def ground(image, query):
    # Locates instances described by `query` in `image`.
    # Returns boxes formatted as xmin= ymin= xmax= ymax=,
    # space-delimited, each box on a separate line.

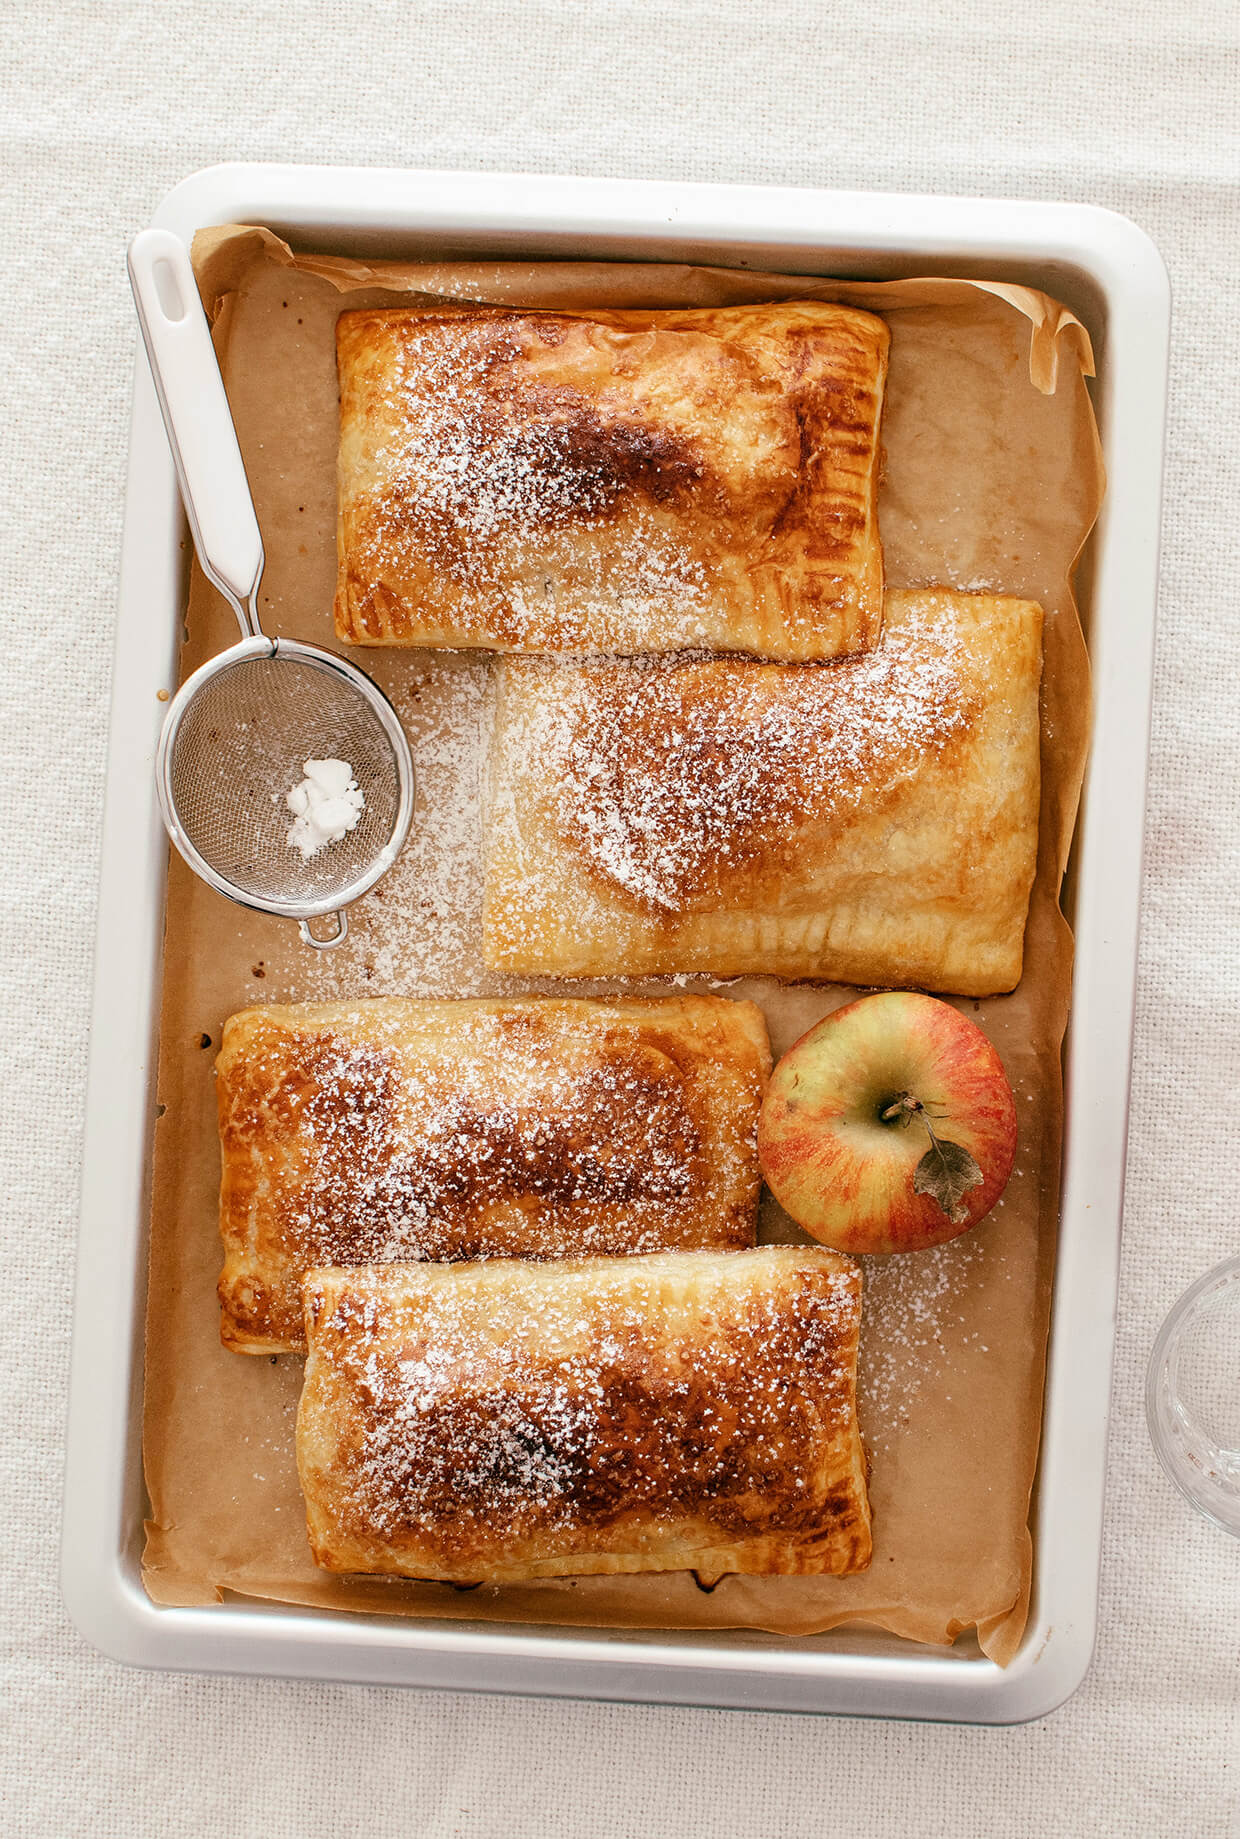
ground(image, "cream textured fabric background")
xmin=3 ymin=0 xmax=1239 ymax=1832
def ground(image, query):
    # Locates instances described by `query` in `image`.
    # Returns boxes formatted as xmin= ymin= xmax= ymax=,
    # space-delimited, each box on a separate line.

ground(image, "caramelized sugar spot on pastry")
xmin=296 ymin=1249 xmax=872 ymax=1582
xmin=334 ymin=301 xmax=889 ymax=660
xmin=216 ymin=994 xmax=771 ymax=1354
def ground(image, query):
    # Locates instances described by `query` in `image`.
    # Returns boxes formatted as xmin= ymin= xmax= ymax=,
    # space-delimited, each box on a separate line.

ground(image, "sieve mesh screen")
xmin=166 ymin=652 xmax=405 ymax=906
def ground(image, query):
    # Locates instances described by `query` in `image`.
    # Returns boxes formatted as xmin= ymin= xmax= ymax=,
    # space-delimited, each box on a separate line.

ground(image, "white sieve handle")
xmin=128 ymin=227 xmax=265 ymax=637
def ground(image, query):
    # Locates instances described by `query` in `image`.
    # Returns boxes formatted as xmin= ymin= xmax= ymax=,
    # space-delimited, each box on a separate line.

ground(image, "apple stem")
xmin=880 ymin=1092 xmax=933 ymax=1134
xmin=879 ymin=1093 xmax=950 ymax=1153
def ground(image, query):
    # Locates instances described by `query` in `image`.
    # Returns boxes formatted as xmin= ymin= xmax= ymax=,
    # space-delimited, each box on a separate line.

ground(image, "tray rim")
xmin=61 ymin=160 xmax=1170 ymax=1723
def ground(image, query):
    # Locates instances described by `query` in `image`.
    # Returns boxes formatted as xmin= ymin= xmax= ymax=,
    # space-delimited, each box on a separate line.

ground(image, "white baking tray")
xmin=62 ymin=163 xmax=1168 ymax=1722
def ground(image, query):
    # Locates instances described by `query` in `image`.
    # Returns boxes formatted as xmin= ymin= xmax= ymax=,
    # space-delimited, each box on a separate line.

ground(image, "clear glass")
xmin=1145 ymin=1255 xmax=1240 ymax=1536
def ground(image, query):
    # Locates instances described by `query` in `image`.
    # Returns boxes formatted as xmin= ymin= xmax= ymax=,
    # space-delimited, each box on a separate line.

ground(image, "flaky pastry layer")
xmin=297 ymin=1249 xmax=871 ymax=1583
xmin=334 ymin=301 xmax=888 ymax=660
xmin=217 ymin=994 xmax=770 ymax=1354
xmin=483 ymin=589 xmax=1043 ymax=993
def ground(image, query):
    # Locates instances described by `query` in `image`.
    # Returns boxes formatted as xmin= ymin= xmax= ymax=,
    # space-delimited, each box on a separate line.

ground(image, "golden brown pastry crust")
xmin=217 ymin=994 xmax=771 ymax=1355
xmin=297 ymin=1249 xmax=871 ymax=1583
xmin=334 ymin=301 xmax=889 ymax=660
xmin=483 ymin=589 xmax=1043 ymax=994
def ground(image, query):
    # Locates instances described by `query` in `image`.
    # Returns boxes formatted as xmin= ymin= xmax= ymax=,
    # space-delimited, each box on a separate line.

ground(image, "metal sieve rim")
xmin=154 ymin=634 xmax=416 ymax=921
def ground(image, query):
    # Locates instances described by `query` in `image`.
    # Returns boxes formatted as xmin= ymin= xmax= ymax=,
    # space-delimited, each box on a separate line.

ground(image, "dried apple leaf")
xmin=913 ymin=1136 xmax=983 ymax=1223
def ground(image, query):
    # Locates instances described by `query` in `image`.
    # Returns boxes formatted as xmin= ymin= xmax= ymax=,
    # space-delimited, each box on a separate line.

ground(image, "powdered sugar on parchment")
xmin=856 ymin=1232 xmax=993 ymax=1457
xmin=279 ymin=660 xmax=490 ymax=1002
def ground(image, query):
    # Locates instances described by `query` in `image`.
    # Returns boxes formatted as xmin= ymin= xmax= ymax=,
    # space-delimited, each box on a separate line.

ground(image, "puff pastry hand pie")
xmin=483 ymin=589 xmax=1044 ymax=994
xmin=334 ymin=301 xmax=889 ymax=661
xmin=297 ymin=1249 xmax=871 ymax=1583
xmin=217 ymin=994 xmax=770 ymax=1354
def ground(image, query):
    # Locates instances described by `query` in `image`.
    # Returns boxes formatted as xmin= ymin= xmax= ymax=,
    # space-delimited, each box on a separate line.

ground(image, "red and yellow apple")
xmin=757 ymin=991 xmax=1017 ymax=1255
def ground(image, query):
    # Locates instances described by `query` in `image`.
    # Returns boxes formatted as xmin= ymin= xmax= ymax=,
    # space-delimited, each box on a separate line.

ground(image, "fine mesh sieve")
xmin=156 ymin=638 xmax=413 ymax=943
xmin=130 ymin=227 xmax=413 ymax=947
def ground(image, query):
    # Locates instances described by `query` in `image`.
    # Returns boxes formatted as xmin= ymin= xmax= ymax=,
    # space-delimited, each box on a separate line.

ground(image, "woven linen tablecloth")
xmin=3 ymin=1 xmax=1239 ymax=1833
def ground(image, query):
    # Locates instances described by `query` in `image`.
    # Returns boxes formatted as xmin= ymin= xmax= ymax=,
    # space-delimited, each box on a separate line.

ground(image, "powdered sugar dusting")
xmin=278 ymin=659 xmax=489 ymax=1003
xmin=358 ymin=321 xmax=717 ymax=649
xmin=497 ymin=608 xmax=975 ymax=914
xmin=234 ymin=1020 xmax=731 ymax=1261
xmin=856 ymin=1233 xmax=988 ymax=1456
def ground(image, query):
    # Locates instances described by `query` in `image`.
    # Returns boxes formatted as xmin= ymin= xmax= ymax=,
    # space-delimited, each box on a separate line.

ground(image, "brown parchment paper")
xmin=141 ymin=226 xmax=1102 ymax=1669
